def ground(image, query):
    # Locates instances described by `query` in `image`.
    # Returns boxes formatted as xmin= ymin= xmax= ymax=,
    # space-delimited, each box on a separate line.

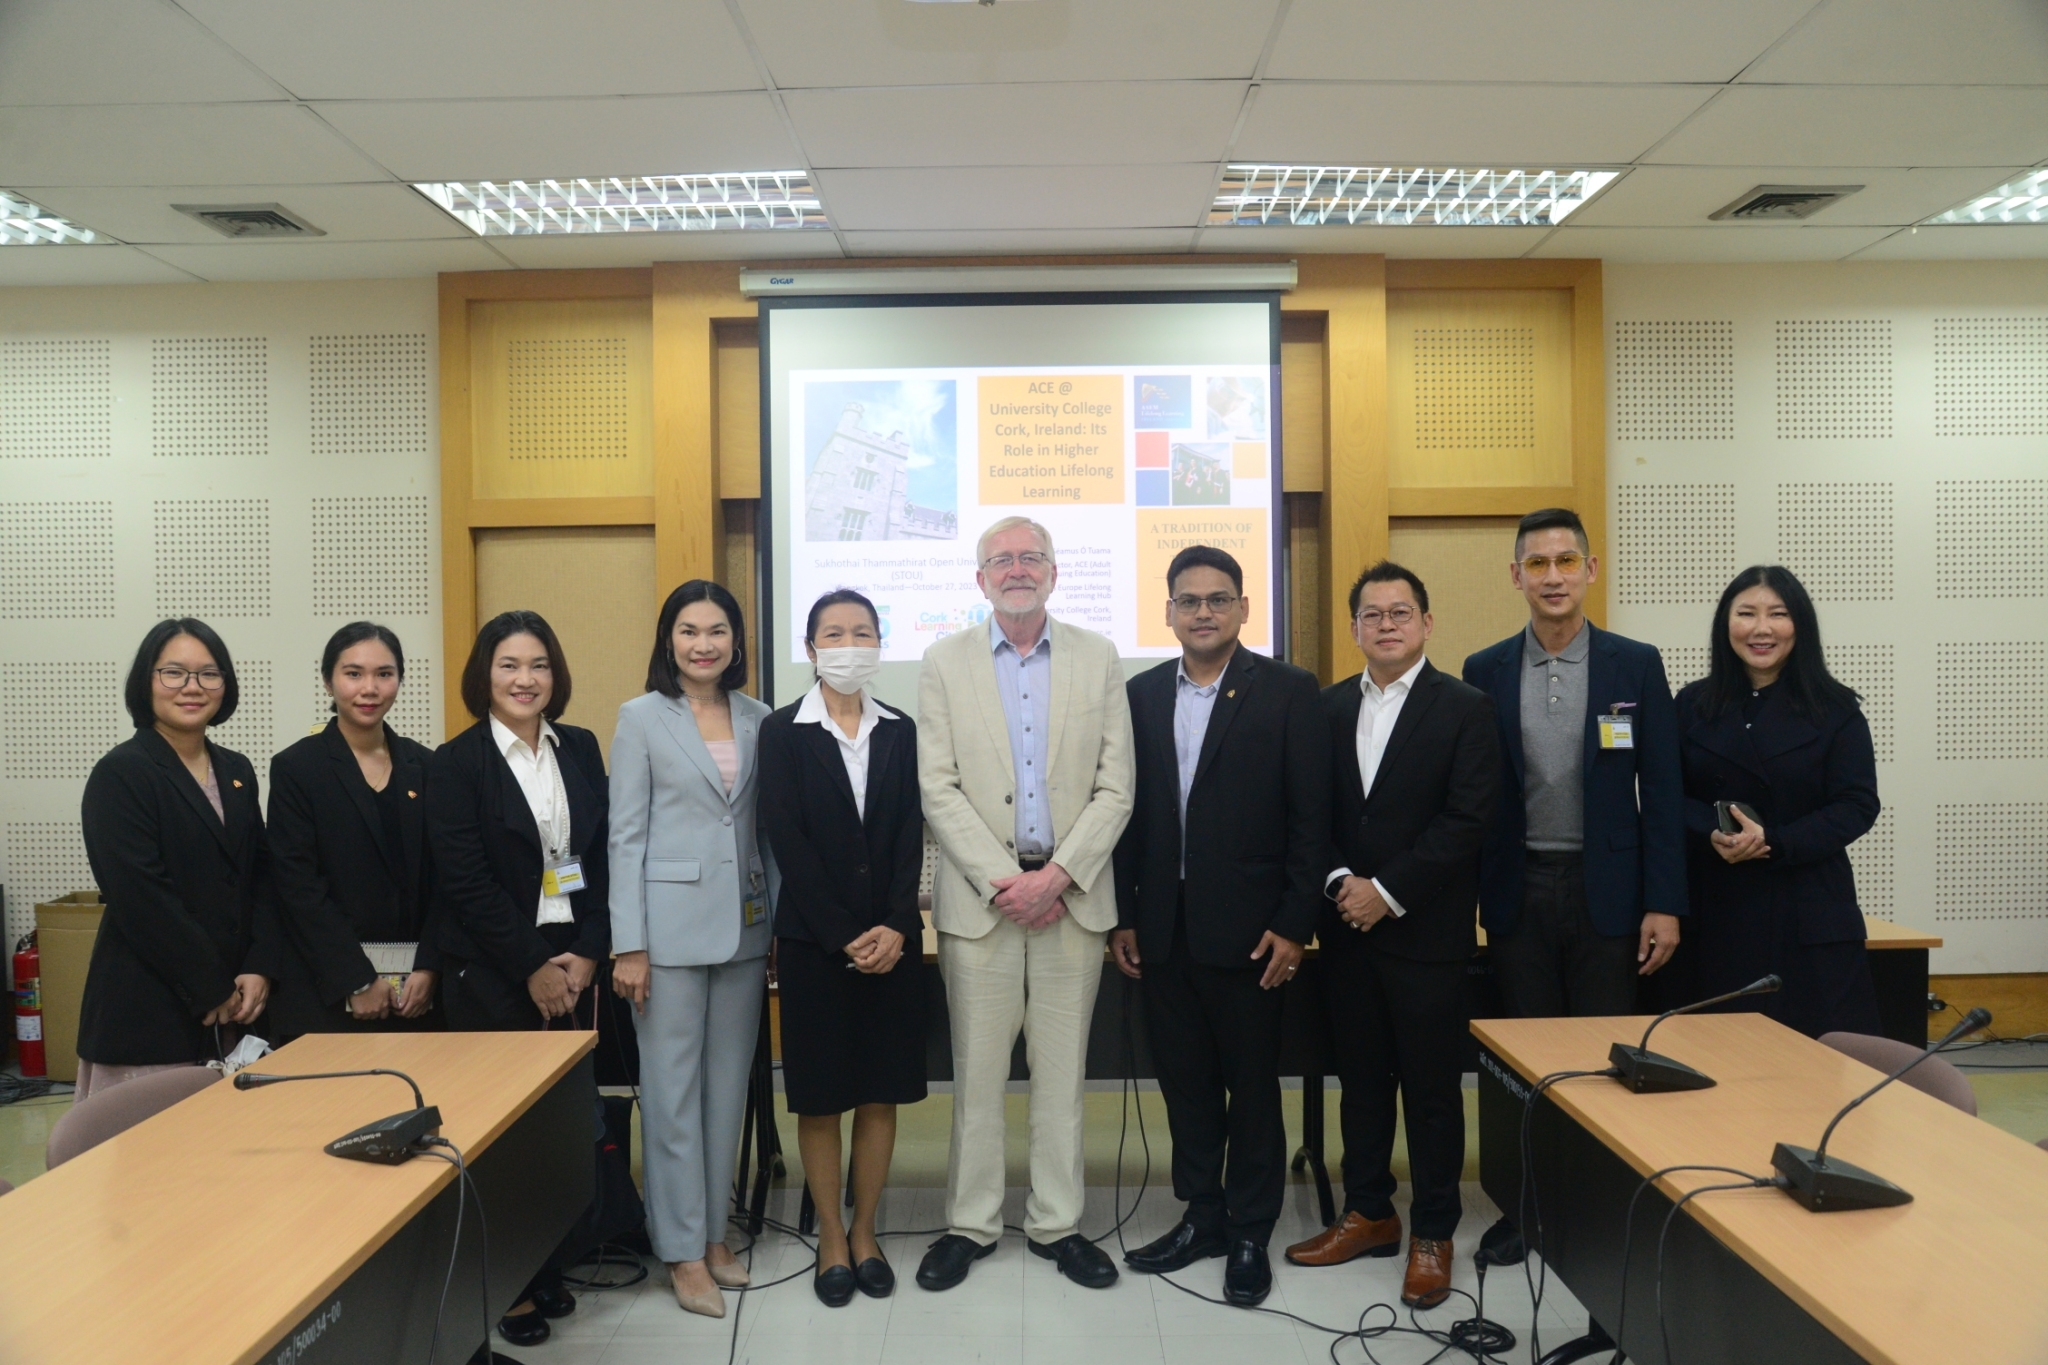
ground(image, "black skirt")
xmin=776 ymin=933 xmax=928 ymax=1115
xmin=1693 ymin=890 xmax=1882 ymax=1039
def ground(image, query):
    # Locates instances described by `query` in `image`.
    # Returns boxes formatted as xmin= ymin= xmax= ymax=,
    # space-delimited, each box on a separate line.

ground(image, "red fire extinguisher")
xmin=13 ymin=934 xmax=45 ymax=1078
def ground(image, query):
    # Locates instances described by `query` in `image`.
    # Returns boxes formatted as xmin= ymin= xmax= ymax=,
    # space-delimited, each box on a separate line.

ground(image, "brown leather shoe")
xmin=1283 ymin=1210 xmax=1402 ymax=1266
xmin=1401 ymin=1237 xmax=1453 ymax=1309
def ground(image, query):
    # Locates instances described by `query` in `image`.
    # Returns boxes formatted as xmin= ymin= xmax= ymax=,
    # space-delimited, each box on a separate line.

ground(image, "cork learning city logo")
xmin=916 ymin=604 xmax=991 ymax=636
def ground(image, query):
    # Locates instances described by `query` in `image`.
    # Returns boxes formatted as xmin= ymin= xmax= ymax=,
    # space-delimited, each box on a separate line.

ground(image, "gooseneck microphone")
xmin=1608 ymin=975 xmax=1782 ymax=1093
xmin=1771 ymin=1007 xmax=1991 ymax=1212
xmin=232 ymin=1068 xmax=442 ymax=1164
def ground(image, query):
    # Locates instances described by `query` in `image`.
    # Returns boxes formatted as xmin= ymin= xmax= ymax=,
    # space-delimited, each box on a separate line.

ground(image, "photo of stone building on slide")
xmin=804 ymin=396 xmax=958 ymax=542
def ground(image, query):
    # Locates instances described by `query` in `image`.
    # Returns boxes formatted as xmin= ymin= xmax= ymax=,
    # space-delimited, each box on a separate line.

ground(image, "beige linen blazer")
xmin=917 ymin=615 xmax=1135 ymax=938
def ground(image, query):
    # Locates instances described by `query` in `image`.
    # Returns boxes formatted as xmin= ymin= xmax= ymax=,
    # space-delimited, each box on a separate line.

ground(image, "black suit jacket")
xmin=1114 ymin=648 xmax=1329 ymax=967
xmin=1675 ymin=681 xmax=1879 ymax=947
xmin=78 ymin=729 xmax=285 ymax=1065
xmin=426 ymin=719 xmax=611 ymax=989
xmin=757 ymin=700 xmax=923 ymax=952
xmin=266 ymin=721 xmax=441 ymax=1035
xmin=1323 ymin=661 xmax=1501 ymax=963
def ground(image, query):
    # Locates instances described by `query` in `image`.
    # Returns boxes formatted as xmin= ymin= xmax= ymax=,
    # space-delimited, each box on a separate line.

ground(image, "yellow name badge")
xmin=541 ymin=858 xmax=586 ymax=896
xmin=743 ymin=896 xmax=768 ymax=927
xmin=1597 ymin=712 xmax=1635 ymax=750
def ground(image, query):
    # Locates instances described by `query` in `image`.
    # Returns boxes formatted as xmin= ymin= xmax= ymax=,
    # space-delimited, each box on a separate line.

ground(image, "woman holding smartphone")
xmin=1674 ymin=565 xmax=1881 ymax=1037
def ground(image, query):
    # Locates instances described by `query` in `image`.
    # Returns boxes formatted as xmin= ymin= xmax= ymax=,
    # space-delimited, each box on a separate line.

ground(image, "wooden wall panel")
xmin=1387 ymin=288 xmax=1573 ymax=490
xmin=1279 ymin=313 xmax=1326 ymax=493
xmin=722 ymin=499 xmax=761 ymax=698
xmin=715 ymin=320 xmax=762 ymax=501
xmin=1387 ymin=517 xmax=1529 ymax=679
xmin=1285 ymin=492 xmax=1322 ymax=678
xmin=474 ymin=525 xmax=656 ymax=760
xmin=468 ymin=298 xmax=654 ymax=501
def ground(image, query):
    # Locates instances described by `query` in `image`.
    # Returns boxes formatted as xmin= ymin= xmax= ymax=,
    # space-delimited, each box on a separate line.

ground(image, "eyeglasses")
xmin=1173 ymin=592 xmax=1240 ymax=616
xmin=983 ymin=552 xmax=1051 ymax=572
xmin=1518 ymin=552 xmax=1586 ymax=575
xmin=155 ymin=666 xmax=225 ymax=691
xmin=1355 ymin=606 xmax=1417 ymax=628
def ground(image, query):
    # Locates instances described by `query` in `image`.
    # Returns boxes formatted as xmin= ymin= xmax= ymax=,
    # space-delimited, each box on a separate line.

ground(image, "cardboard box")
xmin=35 ymin=892 xmax=102 ymax=1084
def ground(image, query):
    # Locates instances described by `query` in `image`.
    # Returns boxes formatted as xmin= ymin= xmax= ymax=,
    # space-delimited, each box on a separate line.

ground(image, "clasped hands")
xmin=1334 ymin=875 xmax=1392 ymax=933
xmin=1710 ymin=806 xmax=1771 ymax=865
xmin=347 ymin=969 xmax=439 ymax=1021
xmin=990 ymin=861 xmax=1071 ymax=931
xmin=201 ymin=973 xmax=271 ymax=1027
xmin=528 ymin=951 xmax=596 ymax=1018
xmin=844 ymin=924 xmax=905 ymax=974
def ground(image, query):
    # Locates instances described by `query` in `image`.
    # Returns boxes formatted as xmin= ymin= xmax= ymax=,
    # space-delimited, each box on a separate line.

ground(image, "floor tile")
xmin=878 ymin=1333 xmax=1026 ymax=1365
xmin=733 ymin=1331 xmax=887 ymax=1365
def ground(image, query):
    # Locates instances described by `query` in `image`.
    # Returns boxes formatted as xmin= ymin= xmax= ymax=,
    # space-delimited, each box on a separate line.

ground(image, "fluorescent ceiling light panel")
xmin=1210 ymin=165 xmax=1620 ymax=228
xmin=0 ymin=189 xmax=108 ymax=245
xmin=414 ymin=173 xmax=830 ymax=236
xmin=1925 ymin=168 xmax=2048 ymax=225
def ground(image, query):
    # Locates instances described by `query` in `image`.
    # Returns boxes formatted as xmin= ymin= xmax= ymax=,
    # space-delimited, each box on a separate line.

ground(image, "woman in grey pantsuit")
xmin=610 ymin=580 xmax=773 ymax=1319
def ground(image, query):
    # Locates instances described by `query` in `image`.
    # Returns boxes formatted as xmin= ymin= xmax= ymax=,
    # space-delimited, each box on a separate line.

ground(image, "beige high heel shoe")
xmin=706 ymin=1256 xmax=751 ymax=1289
xmin=669 ymin=1264 xmax=726 ymax=1318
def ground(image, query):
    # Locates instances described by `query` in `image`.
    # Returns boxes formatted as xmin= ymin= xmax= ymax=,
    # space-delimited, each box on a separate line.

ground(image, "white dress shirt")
xmin=491 ymin=714 xmax=575 ymax=925
xmin=1327 ymin=655 xmax=1431 ymax=918
xmin=793 ymin=681 xmax=898 ymax=821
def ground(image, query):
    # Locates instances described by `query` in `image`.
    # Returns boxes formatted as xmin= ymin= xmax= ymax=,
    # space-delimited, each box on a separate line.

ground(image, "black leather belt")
xmin=1019 ymin=857 xmax=1048 ymax=872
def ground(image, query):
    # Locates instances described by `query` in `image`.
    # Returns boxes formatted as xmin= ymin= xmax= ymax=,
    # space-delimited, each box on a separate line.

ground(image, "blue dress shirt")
xmin=991 ymin=616 xmax=1054 ymax=857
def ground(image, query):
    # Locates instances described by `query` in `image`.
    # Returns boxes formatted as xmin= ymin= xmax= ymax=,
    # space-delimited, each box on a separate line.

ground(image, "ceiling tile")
xmin=0 ymin=245 xmax=199 ymax=285
xmin=816 ymin=164 xmax=1218 ymax=231
xmin=1530 ymin=224 xmax=1894 ymax=262
xmin=312 ymin=94 xmax=800 ymax=181
xmin=733 ymin=0 xmax=1281 ymax=87
xmin=0 ymin=104 xmax=385 ymax=186
xmin=1195 ymin=225 xmax=1551 ymax=257
xmin=1239 ymin=84 xmax=1714 ymax=166
xmin=178 ymin=0 xmax=761 ymax=100
xmin=485 ymin=231 xmax=844 ymax=269
xmin=1267 ymin=0 xmax=1813 ymax=83
xmin=1570 ymin=166 xmax=2029 ymax=228
xmin=0 ymin=0 xmax=278 ymax=106
xmin=139 ymin=238 xmax=510 ymax=282
xmin=1647 ymin=86 xmax=2048 ymax=167
xmin=786 ymin=82 xmax=1245 ymax=169
xmin=1740 ymin=0 xmax=2048 ymax=85
xmin=25 ymin=183 xmax=473 ymax=244
xmin=840 ymin=228 xmax=1199 ymax=257
xmin=1851 ymin=225 xmax=2048 ymax=259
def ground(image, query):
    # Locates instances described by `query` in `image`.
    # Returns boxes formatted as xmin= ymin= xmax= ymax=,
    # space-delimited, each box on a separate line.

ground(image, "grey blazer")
xmin=609 ymin=689 xmax=775 ymax=967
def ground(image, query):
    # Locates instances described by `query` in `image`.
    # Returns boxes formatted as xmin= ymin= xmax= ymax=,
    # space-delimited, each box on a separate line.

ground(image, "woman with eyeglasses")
xmin=265 ymin=623 xmax=441 ymax=1042
xmin=76 ymin=618 xmax=283 ymax=1101
xmin=1674 ymin=565 xmax=1882 ymax=1037
xmin=426 ymin=610 xmax=610 ymax=1347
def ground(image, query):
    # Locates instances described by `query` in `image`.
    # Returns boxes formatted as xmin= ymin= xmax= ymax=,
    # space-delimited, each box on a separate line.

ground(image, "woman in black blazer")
xmin=77 ymin=618 xmax=282 ymax=1100
xmin=1675 ymin=565 xmax=1882 ymax=1038
xmin=757 ymin=589 xmax=926 ymax=1307
xmin=426 ymin=610 xmax=610 ymax=1347
xmin=266 ymin=623 xmax=440 ymax=1042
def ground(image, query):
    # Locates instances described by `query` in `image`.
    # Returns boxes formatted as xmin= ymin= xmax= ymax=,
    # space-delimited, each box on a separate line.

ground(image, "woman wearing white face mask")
xmin=757 ymin=589 xmax=927 ymax=1307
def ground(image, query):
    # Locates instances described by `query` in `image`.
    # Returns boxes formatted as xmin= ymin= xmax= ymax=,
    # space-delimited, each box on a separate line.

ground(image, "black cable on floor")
xmin=0 ymin=1076 xmax=70 ymax=1105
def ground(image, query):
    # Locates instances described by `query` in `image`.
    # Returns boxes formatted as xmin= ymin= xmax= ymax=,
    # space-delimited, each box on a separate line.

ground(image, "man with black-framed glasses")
xmin=1461 ymin=506 xmax=1686 ymax=1275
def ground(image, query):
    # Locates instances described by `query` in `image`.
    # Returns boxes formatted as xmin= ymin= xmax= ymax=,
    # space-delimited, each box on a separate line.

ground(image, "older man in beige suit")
xmin=915 ymin=515 xmax=1135 ymax=1293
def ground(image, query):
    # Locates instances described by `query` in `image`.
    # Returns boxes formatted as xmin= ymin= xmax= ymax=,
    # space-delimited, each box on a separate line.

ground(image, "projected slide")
xmin=786 ymin=364 xmax=1274 ymax=665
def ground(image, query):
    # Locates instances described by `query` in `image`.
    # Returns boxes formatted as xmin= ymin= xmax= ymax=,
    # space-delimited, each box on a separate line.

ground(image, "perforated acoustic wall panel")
xmin=1934 ymin=318 xmax=2048 ymax=438
xmin=1775 ymin=320 xmax=1892 ymax=440
xmin=1614 ymin=483 xmax=1735 ymax=605
xmin=0 ymin=282 xmax=439 ymax=946
xmin=1609 ymin=263 xmax=2048 ymax=972
xmin=507 ymin=337 xmax=629 ymax=461
xmin=1412 ymin=328 xmax=1536 ymax=450
xmin=1614 ymin=321 xmax=1734 ymax=441
xmin=0 ymin=501 xmax=113 ymax=619
xmin=1 ymin=339 xmax=111 ymax=460
xmin=1659 ymin=646 xmax=1711 ymax=695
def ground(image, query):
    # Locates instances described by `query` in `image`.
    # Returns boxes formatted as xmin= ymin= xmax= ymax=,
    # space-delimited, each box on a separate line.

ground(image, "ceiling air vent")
xmin=172 ymin=203 xmax=327 ymax=238
xmin=1708 ymin=185 xmax=1863 ymax=222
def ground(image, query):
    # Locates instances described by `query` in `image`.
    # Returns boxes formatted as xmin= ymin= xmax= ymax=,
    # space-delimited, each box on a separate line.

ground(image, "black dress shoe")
xmin=915 ymin=1234 xmax=996 ymax=1292
xmin=529 ymin=1285 xmax=576 ymax=1319
xmin=854 ymin=1256 xmax=895 ymax=1298
xmin=1028 ymin=1233 xmax=1119 ymax=1289
xmin=1221 ymin=1239 xmax=1272 ymax=1307
xmin=496 ymin=1310 xmax=550 ymax=1347
xmin=1123 ymin=1220 xmax=1229 ymax=1273
xmin=814 ymin=1262 xmax=857 ymax=1307
xmin=1477 ymin=1216 xmax=1526 ymax=1267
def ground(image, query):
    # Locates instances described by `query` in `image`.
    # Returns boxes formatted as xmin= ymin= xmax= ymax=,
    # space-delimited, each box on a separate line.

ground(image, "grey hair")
xmin=976 ymin=515 xmax=1056 ymax=565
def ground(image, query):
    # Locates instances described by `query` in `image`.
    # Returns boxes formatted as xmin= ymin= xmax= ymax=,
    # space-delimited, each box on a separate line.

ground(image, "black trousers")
xmin=1322 ymin=943 xmax=1469 ymax=1240
xmin=1141 ymin=943 xmax=1286 ymax=1244
xmin=1489 ymin=850 xmax=1640 ymax=1019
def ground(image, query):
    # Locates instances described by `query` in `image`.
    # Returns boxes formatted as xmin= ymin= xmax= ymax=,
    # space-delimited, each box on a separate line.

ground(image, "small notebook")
xmin=362 ymin=941 xmax=420 ymax=993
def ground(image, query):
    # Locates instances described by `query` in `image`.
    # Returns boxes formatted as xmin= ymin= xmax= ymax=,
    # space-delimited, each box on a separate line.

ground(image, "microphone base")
xmin=1770 ymin=1143 xmax=1913 ymax=1212
xmin=324 ymin=1106 xmax=443 ymax=1164
xmin=1608 ymin=1042 xmax=1717 ymax=1093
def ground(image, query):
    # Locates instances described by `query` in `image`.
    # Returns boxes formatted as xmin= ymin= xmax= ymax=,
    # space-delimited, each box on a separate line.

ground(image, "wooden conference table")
xmin=0 ymin=1032 xmax=596 ymax=1365
xmin=1474 ymin=1014 xmax=2048 ymax=1365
